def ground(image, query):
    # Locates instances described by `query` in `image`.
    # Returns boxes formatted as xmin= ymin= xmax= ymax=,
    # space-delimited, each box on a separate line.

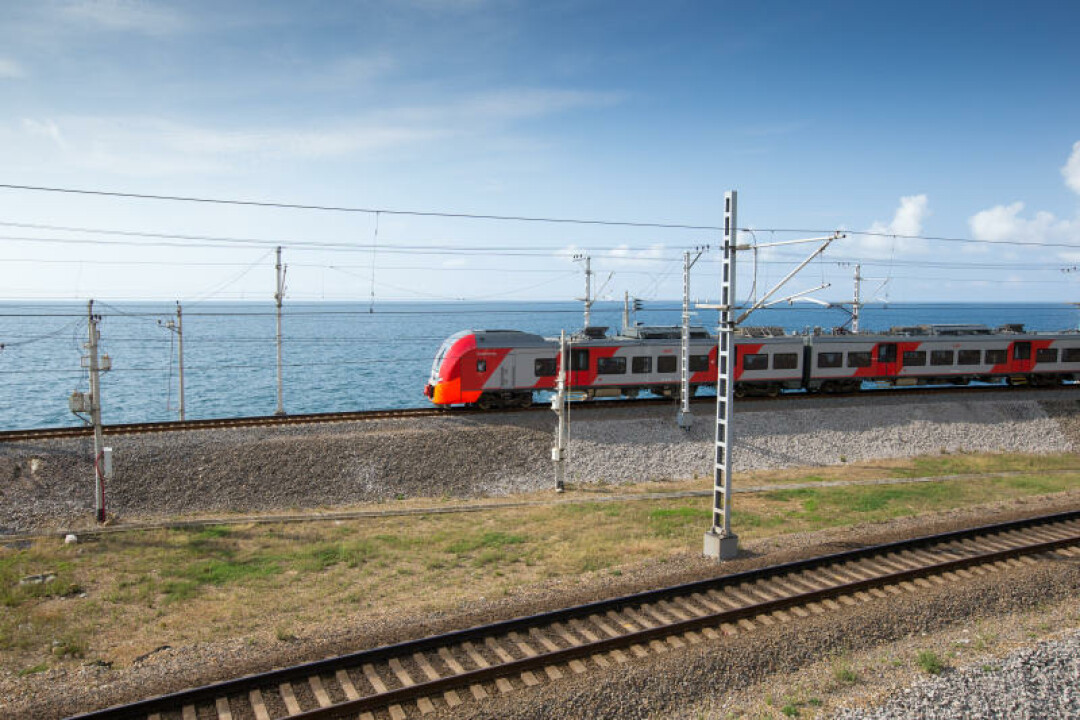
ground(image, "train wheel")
xmin=766 ymin=384 xmax=781 ymax=398
xmin=477 ymin=394 xmax=497 ymax=410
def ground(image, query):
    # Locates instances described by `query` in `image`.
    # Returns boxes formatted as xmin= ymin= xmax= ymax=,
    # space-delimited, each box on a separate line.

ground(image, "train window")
xmin=1036 ymin=348 xmax=1059 ymax=363
xmin=985 ymin=349 xmax=1007 ymax=365
xmin=958 ymin=349 xmax=981 ymax=365
xmin=476 ymin=359 xmax=487 ymax=373
xmin=846 ymin=351 xmax=871 ymax=368
xmin=571 ymin=349 xmax=590 ymax=371
xmin=903 ymin=351 xmax=927 ymax=366
xmin=743 ymin=353 xmax=768 ymax=371
xmin=1013 ymin=342 xmax=1031 ymax=361
xmin=817 ymin=352 xmax=842 ymax=368
xmin=632 ymin=356 xmax=652 ymax=374
xmin=931 ymin=350 xmax=955 ymax=366
xmin=774 ymin=353 xmax=798 ymax=370
xmin=597 ymin=356 xmax=627 ymax=375
xmin=690 ymin=355 xmax=711 ymax=372
xmin=657 ymin=356 xmax=678 ymax=373
xmin=1063 ymin=348 xmax=1080 ymax=363
xmin=877 ymin=344 xmax=897 ymax=363
xmin=534 ymin=358 xmax=557 ymax=377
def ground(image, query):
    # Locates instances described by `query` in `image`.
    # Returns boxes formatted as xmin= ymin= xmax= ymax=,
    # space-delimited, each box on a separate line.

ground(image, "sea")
xmin=1 ymin=300 xmax=1078 ymax=432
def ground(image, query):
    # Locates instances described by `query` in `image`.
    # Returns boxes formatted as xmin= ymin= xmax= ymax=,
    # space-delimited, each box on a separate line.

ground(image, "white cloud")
xmin=1063 ymin=140 xmax=1080 ymax=196
xmin=60 ymin=0 xmax=187 ymax=35
xmin=606 ymin=242 xmax=667 ymax=267
xmin=5 ymin=86 xmax=621 ymax=178
xmin=855 ymin=194 xmax=931 ymax=257
xmin=969 ymin=201 xmax=1078 ymax=245
xmin=21 ymin=118 xmax=66 ymax=149
xmin=0 ymin=57 xmax=24 ymax=79
xmin=968 ymin=141 xmax=1080 ymax=252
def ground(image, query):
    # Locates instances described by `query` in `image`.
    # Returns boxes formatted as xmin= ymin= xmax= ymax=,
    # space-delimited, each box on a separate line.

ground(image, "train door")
xmin=877 ymin=343 xmax=898 ymax=378
xmin=1012 ymin=341 xmax=1032 ymax=373
xmin=569 ymin=348 xmax=590 ymax=388
xmin=499 ymin=355 xmax=515 ymax=389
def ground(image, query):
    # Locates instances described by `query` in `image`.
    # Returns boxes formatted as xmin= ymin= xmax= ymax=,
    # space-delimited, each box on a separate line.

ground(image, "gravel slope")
xmin=831 ymin=631 xmax=1080 ymax=720
xmin=2 ymin=389 xmax=1078 ymax=533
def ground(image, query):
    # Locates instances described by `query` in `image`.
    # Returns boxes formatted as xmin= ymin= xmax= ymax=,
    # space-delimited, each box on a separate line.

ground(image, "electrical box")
xmin=101 ymin=354 xmax=112 ymax=371
xmin=69 ymin=391 xmax=91 ymax=413
xmin=551 ymin=447 xmax=564 ymax=461
xmin=102 ymin=447 xmax=113 ymax=478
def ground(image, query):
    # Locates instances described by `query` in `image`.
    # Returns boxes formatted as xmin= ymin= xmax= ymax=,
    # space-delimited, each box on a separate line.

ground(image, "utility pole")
xmin=678 ymin=247 xmax=707 ymax=430
xmin=852 ymin=264 xmax=862 ymax=333
xmin=551 ymin=330 xmax=568 ymax=493
xmin=700 ymin=192 xmax=843 ymax=561
xmin=574 ymin=254 xmax=593 ymax=328
xmin=85 ymin=301 xmax=112 ymax=523
xmin=622 ymin=291 xmax=630 ymax=333
xmin=274 ymin=246 xmax=286 ymax=416
xmin=702 ymin=193 xmax=740 ymax=560
xmin=160 ymin=302 xmax=185 ymax=420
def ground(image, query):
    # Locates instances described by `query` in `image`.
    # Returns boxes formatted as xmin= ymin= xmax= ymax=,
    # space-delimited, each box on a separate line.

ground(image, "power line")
xmin=751 ymin=228 xmax=1080 ymax=251
xmin=0 ymin=184 xmax=723 ymax=231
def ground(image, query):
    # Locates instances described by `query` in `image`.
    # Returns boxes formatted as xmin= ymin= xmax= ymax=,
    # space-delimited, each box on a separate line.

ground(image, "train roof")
xmin=617 ymin=325 xmax=713 ymax=340
xmin=472 ymin=330 xmax=550 ymax=347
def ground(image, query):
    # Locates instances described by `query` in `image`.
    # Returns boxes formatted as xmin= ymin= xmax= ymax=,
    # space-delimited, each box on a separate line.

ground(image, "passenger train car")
xmin=423 ymin=324 xmax=1080 ymax=409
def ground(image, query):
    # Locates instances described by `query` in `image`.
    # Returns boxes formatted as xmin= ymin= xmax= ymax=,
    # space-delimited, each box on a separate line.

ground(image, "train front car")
xmin=425 ymin=330 xmax=554 ymax=408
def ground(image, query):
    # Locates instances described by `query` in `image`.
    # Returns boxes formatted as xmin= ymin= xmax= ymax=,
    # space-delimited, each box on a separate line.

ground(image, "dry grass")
xmin=1 ymin=451 xmax=1077 ymax=677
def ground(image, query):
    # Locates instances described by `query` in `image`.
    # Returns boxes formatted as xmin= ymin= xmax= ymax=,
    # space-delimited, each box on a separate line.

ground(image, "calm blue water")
xmin=1 ymin=301 xmax=1077 ymax=431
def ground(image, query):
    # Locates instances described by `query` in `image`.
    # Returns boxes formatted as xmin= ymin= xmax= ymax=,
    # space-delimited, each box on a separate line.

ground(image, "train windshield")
xmin=431 ymin=331 xmax=469 ymax=381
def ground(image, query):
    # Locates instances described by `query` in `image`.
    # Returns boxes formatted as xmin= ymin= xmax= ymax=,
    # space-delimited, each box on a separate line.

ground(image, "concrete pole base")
xmin=703 ymin=530 xmax=740 ymax=561
xmin=676 ymin=410 xmax=693 ymax=431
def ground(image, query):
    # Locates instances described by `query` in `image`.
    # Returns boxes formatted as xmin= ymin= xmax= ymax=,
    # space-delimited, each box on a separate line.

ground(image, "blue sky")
xmin=1 ymin=0 xmax=1079 ymax=304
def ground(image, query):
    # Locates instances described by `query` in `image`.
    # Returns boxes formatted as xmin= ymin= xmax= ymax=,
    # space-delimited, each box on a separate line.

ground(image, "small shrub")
xmin=782 ymin=704 xmax=800 ymax=717
xmin=833 ymin=663 xmax=858 ymax=684
xmin=916 ymin=650 xmax=944 ymax=674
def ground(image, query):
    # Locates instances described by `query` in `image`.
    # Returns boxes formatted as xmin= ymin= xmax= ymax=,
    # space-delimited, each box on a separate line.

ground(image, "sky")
xmin=1 ymin=0 xmax=1080 ymax=305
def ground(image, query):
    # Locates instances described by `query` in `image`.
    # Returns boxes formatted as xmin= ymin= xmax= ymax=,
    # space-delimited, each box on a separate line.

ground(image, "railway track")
xmin=2 ymin=383 xmax=1068 ymax=444
xmin=68 ymin=510 xmax=1080 ymax=720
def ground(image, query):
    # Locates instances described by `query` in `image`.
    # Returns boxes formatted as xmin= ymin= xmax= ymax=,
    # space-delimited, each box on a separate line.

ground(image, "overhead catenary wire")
xmin=0 ymin=184 xmax=724 ymax=231
xmin=1 ymin=188 xmax=1076 ymax=250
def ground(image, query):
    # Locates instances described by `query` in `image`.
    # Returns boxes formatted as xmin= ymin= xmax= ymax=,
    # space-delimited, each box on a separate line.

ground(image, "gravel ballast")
xmin=2 ymin=388 xmax=1079 ymax=719
xmin=1 ymin=389 xmax=1079 ymax=533
xmin=832 ymin=631 xmax=1080 ymax=720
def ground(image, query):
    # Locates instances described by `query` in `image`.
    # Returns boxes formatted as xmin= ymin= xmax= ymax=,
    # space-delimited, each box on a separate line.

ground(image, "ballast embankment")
xmin=1 ymin=390 xmax=1078 ymax=534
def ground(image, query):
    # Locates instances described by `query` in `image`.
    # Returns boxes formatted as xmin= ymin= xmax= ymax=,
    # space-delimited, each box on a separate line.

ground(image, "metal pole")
xmin=87 ymin=300 xmax=106 ymax=523
xmin=176 ymin=301 xmax=185 ymax=421
xmin=622 ymin=291 xmax=630 ymax=333
xmin=852 ymin=264 xmax=861 ymax=333
xmin=584 ymin=256 xmax=592 ymax=328
xmin=704 ymin=191 xmax=739 ymax=560
xmin=678 ymin=250 xmax=693 ymax=430
xmin=274 ymin=246 xmax=286 ymax=416
xmin=552 ymin=330 xmax=567 ymax=493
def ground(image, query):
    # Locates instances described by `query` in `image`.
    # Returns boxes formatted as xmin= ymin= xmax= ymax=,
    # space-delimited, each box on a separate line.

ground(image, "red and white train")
xmin=423 ymin=323 xmax=1080 ymax=409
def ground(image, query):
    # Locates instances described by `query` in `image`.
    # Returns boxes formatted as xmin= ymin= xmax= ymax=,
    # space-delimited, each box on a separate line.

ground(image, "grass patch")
xmin=832 ymin=662 xmax=858 ymax=684
xmin=648 ymin=506 xmax=710 ymax=537
xmin=916 ymin=649 xmax=945 ymax=674
xmin=0 ymin=451 xmax=1075 ymax=675
xmin=17 ymin=662 xmax=48 ymax=677
xmin=445 ymin=531 xmax=526 ymax=555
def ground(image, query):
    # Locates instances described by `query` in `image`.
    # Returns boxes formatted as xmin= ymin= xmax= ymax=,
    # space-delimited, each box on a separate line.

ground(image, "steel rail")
xmin=65 ymin=509 xmax=1080 ymax=720
xmin=3 ymin=383 xmax=1069 ymax=443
